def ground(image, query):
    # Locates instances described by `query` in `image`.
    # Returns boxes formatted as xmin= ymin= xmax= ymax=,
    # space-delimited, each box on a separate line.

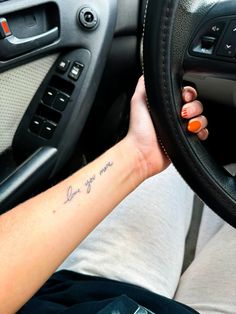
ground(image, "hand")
xmin=125 ymin=77 xmax=208 ymax=180
xmin=125 ymin=76 xmax=169 ymax=179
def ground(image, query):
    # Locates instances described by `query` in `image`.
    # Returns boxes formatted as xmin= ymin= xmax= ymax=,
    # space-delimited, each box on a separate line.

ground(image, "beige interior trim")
xmin=0 ymin=54 xmax=58 ymax=154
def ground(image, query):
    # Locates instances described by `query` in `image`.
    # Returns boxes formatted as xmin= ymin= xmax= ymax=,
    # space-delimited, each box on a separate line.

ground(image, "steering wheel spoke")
xmin=143 ymin=0 xmax=236 ymax=227
xmin=184 ymin=10 xmax=236 ymax=109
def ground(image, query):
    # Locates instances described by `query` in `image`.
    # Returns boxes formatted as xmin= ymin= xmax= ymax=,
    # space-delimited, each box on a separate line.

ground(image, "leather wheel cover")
xmin=143 ymin=0 xmax=236 ymax=227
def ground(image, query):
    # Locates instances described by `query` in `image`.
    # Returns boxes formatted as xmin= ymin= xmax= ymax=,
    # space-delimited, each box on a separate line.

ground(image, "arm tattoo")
xmin=64 ymin=186 xmax=81 ymax=204
xmin=85 ymin=175 xmax=96 ymax=194
xmin=99 ymin=162 xmax=114 ymax=176
xmin=63 ymin=161 xmax=114 ymax=205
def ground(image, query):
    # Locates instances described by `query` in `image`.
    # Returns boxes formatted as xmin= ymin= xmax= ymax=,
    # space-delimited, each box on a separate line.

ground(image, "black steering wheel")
xmin=143 ymin=0 xmax=236 ymax=228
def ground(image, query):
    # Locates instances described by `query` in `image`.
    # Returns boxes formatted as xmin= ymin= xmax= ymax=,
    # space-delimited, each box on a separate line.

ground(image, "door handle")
xmin=0 ymin=26 xmax=59 ymax=60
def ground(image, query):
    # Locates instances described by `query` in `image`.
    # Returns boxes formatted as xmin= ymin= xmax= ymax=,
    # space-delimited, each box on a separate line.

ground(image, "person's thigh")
xmin=58 ymin=165 xmax=194 ymax=298
xmin=175 ymin=223 xmax=236 ymax=314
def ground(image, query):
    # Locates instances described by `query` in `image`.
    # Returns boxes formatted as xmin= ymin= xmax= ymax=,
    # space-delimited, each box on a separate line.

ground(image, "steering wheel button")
xmin=201 ymin=36 xmax=216 ymax=50
xmin=42 ymin=87 xmax=57 ymax=106
xmin=208 ymin=22 xmax=226 ymax=36
xmin=228 ymin=21 xmax=236 ymax=34
xmin=53 ymin=93 xmax=70 ymax=111
xmin=40 ymin=121 xmax=56 ymax=140
xmin=217 ymin=41 xmax=236 ymax=57
xmin=216 ymin=20 xmax=236 ymax=58
xmin=68 ymin=62 xmax=84 ymax=81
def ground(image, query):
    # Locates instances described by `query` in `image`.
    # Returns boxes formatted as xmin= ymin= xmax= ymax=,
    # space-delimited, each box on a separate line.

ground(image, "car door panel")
xmin=0 ymin=0 xmax=117 ymax=71
xmin=0 ymin=0 xmax=118 ymax=214
xmin=0 ymin=0 xmax=143 ymax=215
xmin=0 ymin=54 xmax=58 ymax=154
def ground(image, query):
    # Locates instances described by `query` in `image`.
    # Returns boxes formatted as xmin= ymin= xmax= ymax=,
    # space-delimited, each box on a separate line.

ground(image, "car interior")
xmin=0 ymin=0 xmax=235 ymax=281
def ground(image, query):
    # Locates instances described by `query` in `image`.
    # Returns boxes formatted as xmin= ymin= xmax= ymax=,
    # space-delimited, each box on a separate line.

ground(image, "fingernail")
xmin=188 ymin=120 xmax=201 ymax=133
xmin=181 ymin=107 xmax=194 ymax=118
xmin=182 ymin=108 xmax=189 ymax=118
xmin=201 ymin=128 xmax=209 ymax=141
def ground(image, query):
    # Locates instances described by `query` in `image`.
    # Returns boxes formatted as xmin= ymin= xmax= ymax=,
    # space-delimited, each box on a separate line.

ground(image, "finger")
xmin=187 ymin=115 xmax=208 ymax=133
xmin=197 ymin=128 xmax=209 ymax=141
xmin=135 ymin=76 xmax=146 ymax=96
xmin=182 ymin=86 xmax=198 ymax=103
xmin=132 ymin=76 xmax=146 ymax=103
xmin=181 ymin=100 xmax=203 ymax=119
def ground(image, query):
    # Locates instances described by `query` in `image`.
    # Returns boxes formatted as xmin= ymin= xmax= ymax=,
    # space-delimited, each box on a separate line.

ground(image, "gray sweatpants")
xmin=59 ymin=165 xmax=236 ymax=314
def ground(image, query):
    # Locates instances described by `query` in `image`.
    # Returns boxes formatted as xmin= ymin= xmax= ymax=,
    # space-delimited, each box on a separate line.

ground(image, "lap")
xmin=59 ymin=165 xmax=194 ymax=298
xmin=175 ymin=223 xmax=236 ymax=314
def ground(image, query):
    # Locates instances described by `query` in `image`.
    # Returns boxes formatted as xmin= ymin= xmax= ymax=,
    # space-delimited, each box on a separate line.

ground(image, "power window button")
xmin=68 ymin=62 xmax=84 ymax=81
xmin=40 ymin=121 xmax=56 ymax=140
xmin=42 ymin=87 xmax=57 ymax=106
xmin=57 ymin=59 xmax=71 ymax=73
xmin=53 ymin=93 xmax=70 ymax=111
xmin=29 ymin=116 xmax=44 ymax=134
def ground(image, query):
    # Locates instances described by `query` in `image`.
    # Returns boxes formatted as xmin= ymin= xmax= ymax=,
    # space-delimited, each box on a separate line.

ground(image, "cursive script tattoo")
xmin=64 ymin=186 xmax=81 ymax=204
xmin=63 ymin=161 xmax=114 ymax=205
xmin=99 ymin=161 xmax=114 ymax=176
xmin=85 ymin=175 xmax=96 ymax=193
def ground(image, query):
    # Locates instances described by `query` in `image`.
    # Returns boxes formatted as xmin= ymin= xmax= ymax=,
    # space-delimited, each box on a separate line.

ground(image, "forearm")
xmin=0 ymin=137 xmax=146 ymax=313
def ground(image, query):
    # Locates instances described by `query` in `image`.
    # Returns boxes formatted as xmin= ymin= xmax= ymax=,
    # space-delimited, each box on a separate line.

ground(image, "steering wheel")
xmin=143 ymin=0 xmax=236 ymax=228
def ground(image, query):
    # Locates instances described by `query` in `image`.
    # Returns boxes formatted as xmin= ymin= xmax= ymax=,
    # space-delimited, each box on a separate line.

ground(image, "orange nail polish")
xmin=188 ymin=120 xmax=201 ymax=133
xmin=182 ymin=109 xmax=188 ymax=118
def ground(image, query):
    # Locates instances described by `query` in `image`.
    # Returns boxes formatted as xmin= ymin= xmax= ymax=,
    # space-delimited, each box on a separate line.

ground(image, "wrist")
xmin=120 ymin=136 xmax=149 ymax=183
